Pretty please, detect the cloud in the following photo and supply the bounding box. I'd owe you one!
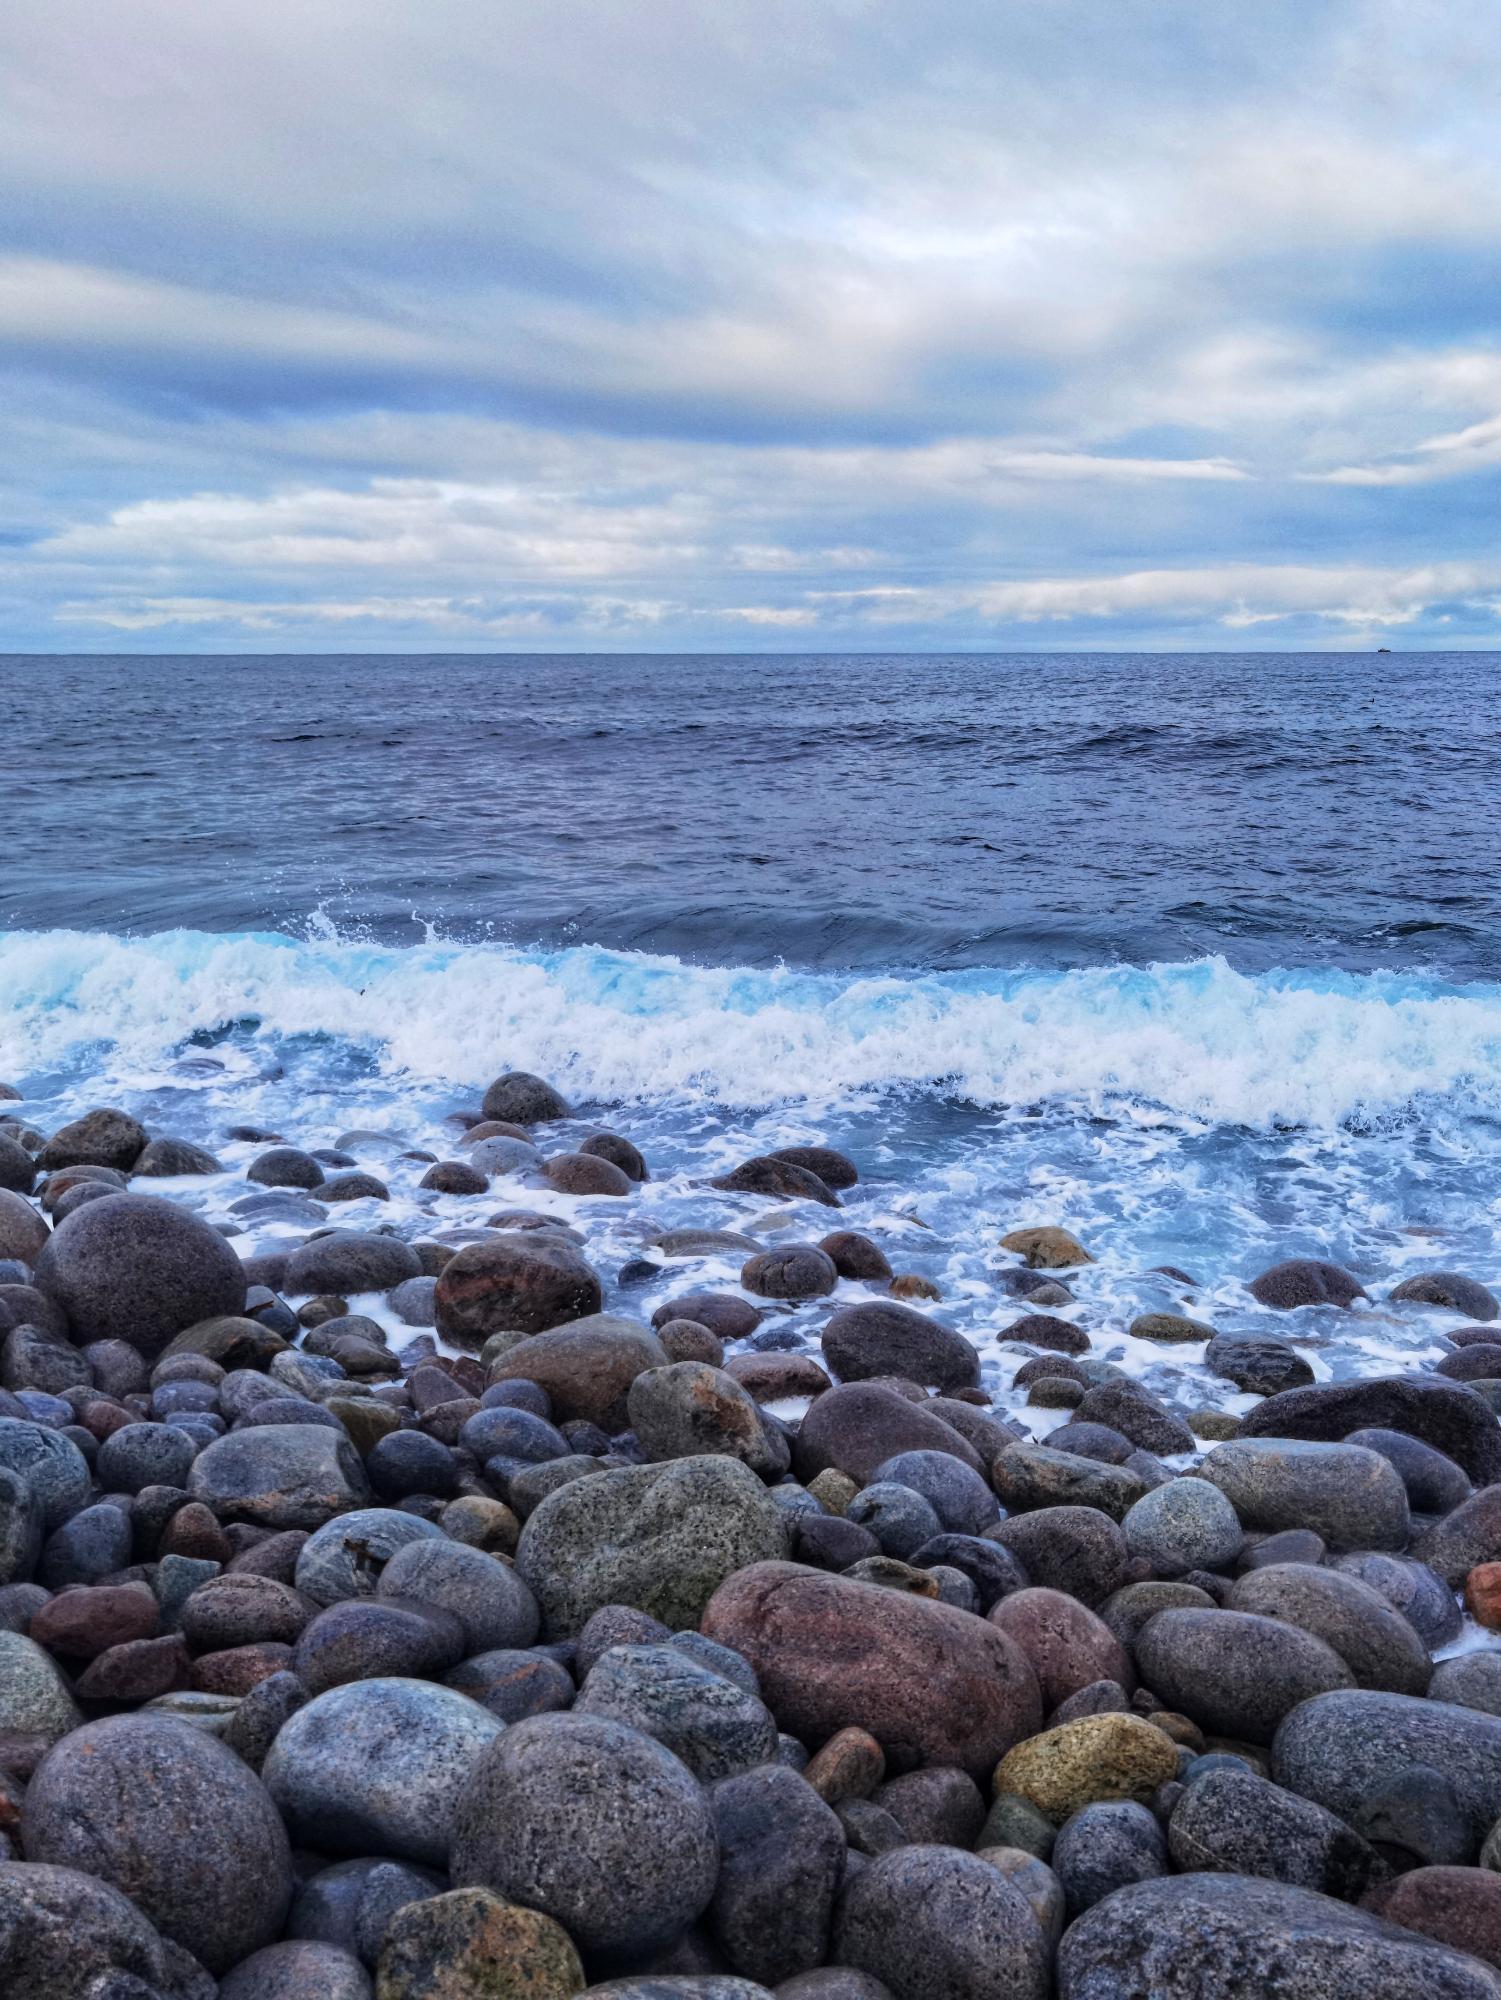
[0,0,1499,645]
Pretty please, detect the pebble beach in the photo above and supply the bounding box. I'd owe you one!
[5,1057,1501,1998]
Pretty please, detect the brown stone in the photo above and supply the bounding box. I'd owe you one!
[702,1560,1042,1779]
[1467,1562,1501,1630]
[28,1582,160,1660]
[803,1726,886,1805]
[999,1226,1094,1269]
[725,1352,832,1402]
[791,1382,985,1485]
[487,1315,669,1431]
[435,1233,603,1350]
[819,1231,893,1282]
[1363,1867,1501,1969]
[542,1152,634,1198]
[191,1642,295,1695]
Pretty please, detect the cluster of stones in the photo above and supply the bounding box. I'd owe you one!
[4,1075,1501,1996]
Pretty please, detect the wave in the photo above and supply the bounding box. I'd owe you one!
[3,926,1501,1130]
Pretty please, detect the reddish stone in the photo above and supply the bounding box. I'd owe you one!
[702,1560,1042,1780]
[1364,1867,1501,1968]
[987,1588,1136,1709]
[1466,1562,1501,1630]
[159,1501,233,1564]
[803,1726,886,1804]
[726,1354,833,1403]
[28,1582,159,1660]
[191,1643,295,1695]
[75,1632,192,1702]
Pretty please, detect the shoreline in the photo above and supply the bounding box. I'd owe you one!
[2,1069,1501,1992]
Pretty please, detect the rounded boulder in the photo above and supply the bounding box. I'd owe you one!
[33,1193,247,1359]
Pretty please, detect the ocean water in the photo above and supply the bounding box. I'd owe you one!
[4,650,1501,1427]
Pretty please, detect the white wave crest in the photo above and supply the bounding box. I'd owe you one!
[2,927,1500,1130]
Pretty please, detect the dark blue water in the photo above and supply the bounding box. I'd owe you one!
[5,650,1497,975]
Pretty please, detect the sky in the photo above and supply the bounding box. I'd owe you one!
[2,0,1500,652]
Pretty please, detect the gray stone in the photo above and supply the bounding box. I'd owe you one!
[992,1443,1149,1521]
[1122,1476,1243,1574]
[289,1855,443,1969]
[516,1454,791,1636]
[710,1762,845,1986]
[1415,1485,1501,1586]
[0,1629,82,1743]
[629,1361,790,1478]
[1237,1377,1501,1487]
[376,1535,540,1651]
[1057,1872,1499,2000]
[1168,1764,1386,1896]
[576,1642,779,1780]
[986,1506,1130,1607]
[1328,1550,1462,1650]
[217,1941,373,2000]
[443,1647,575,1723]
[833,1844,1050,2000]
[449,1710,720,1957]
[868,1450,998,1535]
[21,1712,292,1975]
[845,1482,943,1560]
[33,1194,246,1357]
[293,1508,446,1604]
[0,1858,216,2000]
[1431,1653,1501,1717]
[0,1189,47,1265]
[1199,1438,1410,1550]
[1228,1562,1431,1695]
[481,1072,571,1124]
[0,1463,42,1582]
[1248,1259,1366,1309]
[39,1499,133,1585]
[98,1421,198,1494]
[0,1416,91,1526]
[1134,1607,1355,1743]
[38,1108,148,1172]
[1072,1380,1195,1455]
[189,1425,371,1529]
[1052,1801,1168,1917]
[1272,1691,1501,1848]
[821,1303,979,1394]
[1203,1334,1314,1396]
[262,1676,502,1865]
[1346,1427,1473,1512]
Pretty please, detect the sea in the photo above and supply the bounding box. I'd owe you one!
[4,649,1501,1430]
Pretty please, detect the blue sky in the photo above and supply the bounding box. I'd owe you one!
[2,0,1500,651]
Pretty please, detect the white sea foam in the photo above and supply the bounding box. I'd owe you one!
[3,926,1501,1131]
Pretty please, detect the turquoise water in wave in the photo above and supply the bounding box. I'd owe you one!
[3,649,1499,1406]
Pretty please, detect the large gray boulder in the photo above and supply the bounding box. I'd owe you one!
[21,1712,292,1975]
[1134,1608,1354,1744]
[449,1711,719,1957]
[516,1454,791,1636]
[262,1677,502,1865]
[1272,1690,1501,1845]
[190,1424,371,1529]
[0,1859,216,2000]
[33,1192,246,1358]
[1057,1872,1501,1999]
[1198,1437,1410,1550]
